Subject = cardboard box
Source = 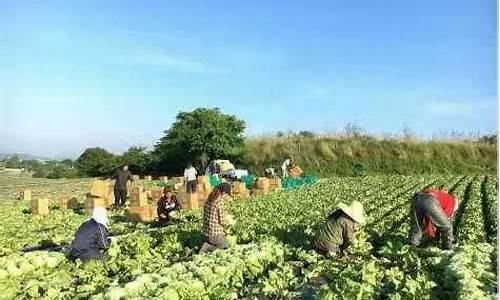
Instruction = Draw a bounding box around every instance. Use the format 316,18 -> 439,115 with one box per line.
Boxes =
125,206 -> 154,222
289,166 -> 303,178
255,178 -> 270,193
130,186 -> 148,207
150,188 -> 163,201
179,192 -> 199,210
89,180 -> 110,199
233,182 -> 250,199
31,198 -> 49,215
84,197 -> 107,214
19,189 -> 31,201
67,197 -> 79,210
59,196 -> 68,211
198,175 -> 210,187
269,178 -> 282,191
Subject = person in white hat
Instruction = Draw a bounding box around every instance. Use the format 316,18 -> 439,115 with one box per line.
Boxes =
69,207 -> 112,262
313,201 -> 365,256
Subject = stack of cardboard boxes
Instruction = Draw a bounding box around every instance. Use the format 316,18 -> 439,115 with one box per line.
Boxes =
84,180 -> 110,214
125,186 -> 157,222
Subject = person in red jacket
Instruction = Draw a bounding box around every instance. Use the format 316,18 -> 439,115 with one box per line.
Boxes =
408,188 -> 459,250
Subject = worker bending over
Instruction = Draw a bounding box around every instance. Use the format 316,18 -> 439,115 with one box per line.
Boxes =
408,188 -> 458,250
157,188 -> 181,224
69,207 -> 111,262
314,201 -> 365,256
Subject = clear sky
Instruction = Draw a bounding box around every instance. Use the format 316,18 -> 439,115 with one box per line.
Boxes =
1,0 -> 497,158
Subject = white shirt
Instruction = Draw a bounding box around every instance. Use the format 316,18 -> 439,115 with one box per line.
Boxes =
282,159 -> 291,170
184,167 -> 197,181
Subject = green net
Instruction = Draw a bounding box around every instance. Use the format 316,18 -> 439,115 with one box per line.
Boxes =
282,175 -> 318,190
209,175 -> 221,188
240,175 -> 255,189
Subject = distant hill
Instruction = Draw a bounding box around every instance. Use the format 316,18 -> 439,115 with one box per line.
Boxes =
0,152 -> 50,161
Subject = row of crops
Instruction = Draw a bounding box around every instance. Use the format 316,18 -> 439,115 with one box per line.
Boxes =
0,175 -> 497,299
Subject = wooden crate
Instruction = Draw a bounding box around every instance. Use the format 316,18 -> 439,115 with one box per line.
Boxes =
132,175 -> 140,181
89,180 -> 110,199
144,175 -> 152,181
31,198 -> 49,215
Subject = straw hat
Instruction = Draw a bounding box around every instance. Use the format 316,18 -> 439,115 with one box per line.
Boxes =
338,201 -> 365,224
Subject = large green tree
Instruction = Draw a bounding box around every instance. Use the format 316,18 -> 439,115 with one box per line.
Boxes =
154,108 -> 246,173
75,147 -> 118,177
120,146 -> 153,175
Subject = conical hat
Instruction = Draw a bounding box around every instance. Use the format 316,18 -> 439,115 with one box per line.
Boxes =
338,201 -> 365,224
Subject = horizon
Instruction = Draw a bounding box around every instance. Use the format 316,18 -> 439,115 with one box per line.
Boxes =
1,1 -> 497,158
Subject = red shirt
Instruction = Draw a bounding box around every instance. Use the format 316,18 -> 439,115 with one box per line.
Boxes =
422,189 -> 458,238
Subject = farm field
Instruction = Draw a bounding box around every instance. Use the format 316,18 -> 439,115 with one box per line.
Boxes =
0,173 -> 497,299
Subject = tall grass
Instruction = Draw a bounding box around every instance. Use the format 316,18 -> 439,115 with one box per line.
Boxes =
243,135 -> 497,176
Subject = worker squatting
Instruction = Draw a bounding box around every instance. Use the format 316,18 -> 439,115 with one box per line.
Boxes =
68,159 -> 459,263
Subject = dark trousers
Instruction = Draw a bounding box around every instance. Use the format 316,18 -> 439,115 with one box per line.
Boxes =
114,187 -> 127,206
199,235 -> 228,253
408,193 -> 454,249
186,180 -> 197,193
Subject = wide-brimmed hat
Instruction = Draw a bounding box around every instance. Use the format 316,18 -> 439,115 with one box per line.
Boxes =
338,201 -> 365,224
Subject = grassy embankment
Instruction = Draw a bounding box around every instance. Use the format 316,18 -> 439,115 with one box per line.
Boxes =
243,135 -> 497,177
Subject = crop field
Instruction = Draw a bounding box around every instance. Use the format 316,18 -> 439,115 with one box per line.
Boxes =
0,173 -> 497,299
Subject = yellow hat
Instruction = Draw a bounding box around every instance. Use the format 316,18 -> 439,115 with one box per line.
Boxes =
338,201 -> 365,224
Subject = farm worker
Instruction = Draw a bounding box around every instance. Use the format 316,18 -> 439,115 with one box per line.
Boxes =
156,188 -> 181,224
313,201 -> 365,256
408,189 -> 458,250
69,207 -> 111,262
184,162 -> 198,194
199,182 -> 232,253
281,158 -> 293,178
113,164 -> 133,207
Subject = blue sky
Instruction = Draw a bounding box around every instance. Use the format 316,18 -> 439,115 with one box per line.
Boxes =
1,0 -> 497,158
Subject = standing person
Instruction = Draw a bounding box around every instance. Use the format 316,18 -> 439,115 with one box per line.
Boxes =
113,164 -> 133,208
157,188 -> 181,225
199,182 -> 232,253
408,188 -> 458,250
281,158 -> 292,178
184,162 -> 198,194
69,207 -> 111,262
314,201 -> 365,257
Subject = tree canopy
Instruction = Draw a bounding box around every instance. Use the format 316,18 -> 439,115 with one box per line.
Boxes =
75,147 -> 118,177
154,108 -> 246,173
